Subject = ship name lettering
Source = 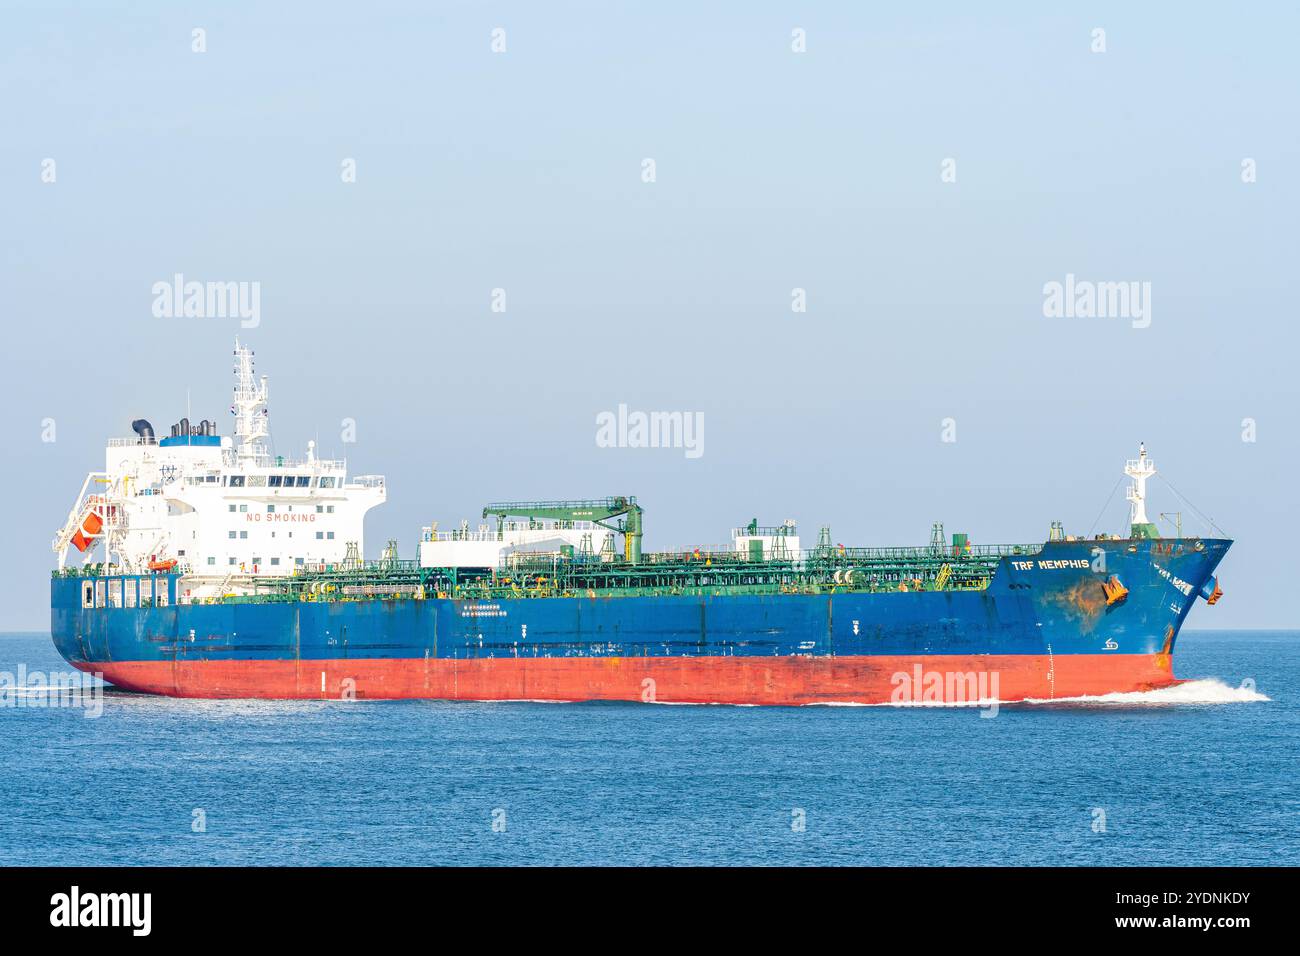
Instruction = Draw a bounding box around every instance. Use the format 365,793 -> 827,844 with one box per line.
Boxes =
1153,565 -> 1193,596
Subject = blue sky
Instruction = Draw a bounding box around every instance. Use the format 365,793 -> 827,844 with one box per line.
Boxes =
2,2 -> 1297,628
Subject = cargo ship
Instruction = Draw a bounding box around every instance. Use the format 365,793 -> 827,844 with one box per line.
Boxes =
50,341 -> 1230,704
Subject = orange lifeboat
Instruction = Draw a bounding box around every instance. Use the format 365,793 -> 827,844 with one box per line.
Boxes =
70,500 -> 104,552
148,558 -> 178,572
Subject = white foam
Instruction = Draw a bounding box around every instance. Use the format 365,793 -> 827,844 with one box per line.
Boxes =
1020,678 -> 1269,706
0,687 -> 100,699
810,698 -> 1000,708
647,699 -> 759,707
473,697 -> 578,704
805,678 -> 1269,708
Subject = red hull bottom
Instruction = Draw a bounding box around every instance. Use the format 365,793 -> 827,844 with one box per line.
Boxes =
75,653 -> 1177,705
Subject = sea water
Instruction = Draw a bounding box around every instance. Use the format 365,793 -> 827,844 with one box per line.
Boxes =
0,631 -> 1293,866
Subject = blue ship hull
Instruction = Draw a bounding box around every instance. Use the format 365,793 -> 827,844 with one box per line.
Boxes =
50,538 -> 1230,704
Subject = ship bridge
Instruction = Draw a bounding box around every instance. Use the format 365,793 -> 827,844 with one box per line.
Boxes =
53,340 -> 386,587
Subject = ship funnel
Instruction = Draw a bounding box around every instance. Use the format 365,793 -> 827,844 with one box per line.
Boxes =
131,419 -> 155,443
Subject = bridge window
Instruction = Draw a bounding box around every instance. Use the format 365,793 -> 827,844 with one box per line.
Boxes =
319,477 -> 336,489
229,475 -> 245,487
268,475 -> 283,488
295,476 -> 311,487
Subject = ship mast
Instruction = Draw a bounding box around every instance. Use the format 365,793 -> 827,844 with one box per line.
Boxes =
232,337 -> 270,466
1124,442 -> 1159,538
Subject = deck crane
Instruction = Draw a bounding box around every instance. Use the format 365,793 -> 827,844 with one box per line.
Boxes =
482,496 -> 644,563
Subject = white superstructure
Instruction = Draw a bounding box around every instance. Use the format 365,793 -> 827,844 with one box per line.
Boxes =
419,521 -> 617,569
731,520 -> 800,561
53,340 -> 385,595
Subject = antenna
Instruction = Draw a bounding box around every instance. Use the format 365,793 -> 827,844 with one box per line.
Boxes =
231,337 -> 270,464
1124,442 -> 1158,537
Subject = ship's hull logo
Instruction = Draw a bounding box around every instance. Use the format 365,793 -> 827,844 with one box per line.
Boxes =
1103,638 -> 1118,650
